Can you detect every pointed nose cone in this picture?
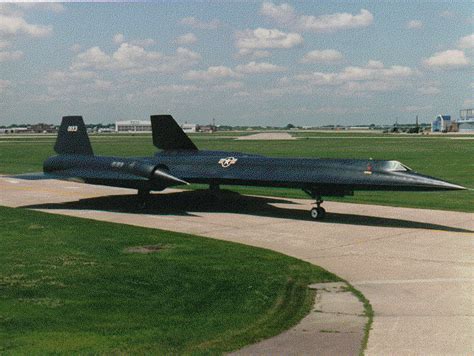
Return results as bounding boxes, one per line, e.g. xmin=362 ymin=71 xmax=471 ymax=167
xmin=425 ymin=179 xmax=466 ymax=190
xmin=408 ymin=174 xmax=466 ymax=191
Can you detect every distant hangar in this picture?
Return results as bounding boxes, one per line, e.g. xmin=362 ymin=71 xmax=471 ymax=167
xmin=115 ymin=120 xmax=198 ymax=133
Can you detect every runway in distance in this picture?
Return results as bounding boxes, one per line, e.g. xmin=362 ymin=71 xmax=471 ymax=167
xmin=25 ymin=115 xmax=466 ymax=220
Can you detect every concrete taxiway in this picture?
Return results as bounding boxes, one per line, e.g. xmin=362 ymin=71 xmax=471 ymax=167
xmin=1 ymin=176 xmax=473 ymax=355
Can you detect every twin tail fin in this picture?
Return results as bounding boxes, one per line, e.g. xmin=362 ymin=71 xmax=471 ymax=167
xmin=54 ymin=116 xmax=93 ymax=155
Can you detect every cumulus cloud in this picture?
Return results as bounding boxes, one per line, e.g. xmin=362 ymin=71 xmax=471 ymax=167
xmin=294 ymin=60 xmax=415 ymax=94
xmin=180 ymin=16 xmax=221 ymax=30
xmin=423 ymin=49 xmax=470 ymax=69
xmin=144 ymin=84 xmax=201 ymax=97
xmin=235 ymin=61 xmax=286 ymax=74
xmin=0 ymin=13 xmax=52 ymax=38
xmin=406 ymin=20 xmax=423 ymax=29
xmin=235 ymin=28 xmax=302 ymax=56
xmin=183 ymin=66 xmax=238 ymax=81
xmin=261 ymin=1 xmax=373 ymax=32
xmin=175 ymin=32 xmax=197 ymax=45
xmin=417 ymin=86 xmax=441 ymax=95
xmin=0 ymin=50 xmax=23 ymax=62
xmin=439 ymin=10 xmax=455 ymax=19
xmin=457 ymin=33 xmax=474 ymax=49
xmin=0 ymin=79 xmax=11 ymax=92
xmin=113 ymin=33 xmax=125 ymax=44
xmin=113 ymin=33 xmax=155 ymax=47
xmin=70 ymin=43 xmax=82 ymax=53
xmin=72 ymin=43 xmax=200 ymax=74
xmin=16 ymin=3 xmax=65 ymax=13
xmin=300 ymin=49 xmax=343 ymax=63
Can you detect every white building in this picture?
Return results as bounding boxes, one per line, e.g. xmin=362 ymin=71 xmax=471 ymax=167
xmin=458 ymin=109 xmax=474 ymax=132
xmin=115 ymin=120 xmax=152 ymax=132
xmin=115 ymin=120 xmax=198 ymax=133
xmin=181 ymin=123 xmax=197 ymax=133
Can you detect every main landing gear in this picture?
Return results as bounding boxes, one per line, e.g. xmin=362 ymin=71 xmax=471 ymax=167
xmin=303 ymin=189 xmax=326 ymax=220
xmin=137 ymin=189 xmax=150 ymax=209
xmin=310 ymin=198 xmax=326 ymax=220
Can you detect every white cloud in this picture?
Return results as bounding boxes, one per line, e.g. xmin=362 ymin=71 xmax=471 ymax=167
xmin=261 ymin=1 xmax=296 ymax=25
xmin=235 ymin=61 xmax=286 ymax=74
xmin=46 ymin=70 xmax=97 ymax=83
xmin=0 ymin=14 xmax=52 ymax=38
xmin=179 ymin=16 xmax=221 ymax=30
xmin=417 ymin=86 xmax=440 ymax=95
xmin=300 ymin=49 xmax=343 ymax=63
xmin=0 ymin=50 xmax=23 ymax=62
xmin=16 ymin=3 xmax=65 ymax=13
xmin=406 ymin=20 xmax=423 ymax=29
xmin=235 ymin=28 xmax=302 ymax=56
xmin=70 ymin=44 xmax=81 ymax=53
xmin=294 ymin=60 xmax=415 ymax=94
xmin=250 ymin=50 xmax=272 ymax=58
xmin=131 ymin=38 xmax=155 ymax=47
xmin=212 ymin=81 xmax=244 ymax=91
xmin=72 ymin=44 xmax=200 ymax=74
xmin=183 ymin=66 xmax=237 ymax=81
xmin=423 ymin=49 xmax=470 ymax=69
xmin=439 ymin=10 xmax=455 ymax=18
xmin=113 ymin=33 xmax=125 ymax=44
xmin=175 ymin=32 xmax=197 ymax=45
xmin=0 ymin=79 xmax=11 ymax=92
xmin=457 ymin=34 xmax=474 ymax=49
xmin=261 ymin=2 xmax=373 ymax=32
xmin=113 ymin=33 xmax=155 ymax=47
xmin=144 ymin=84 xmax=201 ymax=96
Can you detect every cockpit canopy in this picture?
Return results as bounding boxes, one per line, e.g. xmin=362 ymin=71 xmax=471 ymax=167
xmin=385 ymin=160 xmax=412 ymax=172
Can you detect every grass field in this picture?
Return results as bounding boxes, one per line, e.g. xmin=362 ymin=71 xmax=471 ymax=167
xmin=1 ymin=132 xmax=472 ymax=211
xmin=0 ymin=206 xmax=340 ymax=354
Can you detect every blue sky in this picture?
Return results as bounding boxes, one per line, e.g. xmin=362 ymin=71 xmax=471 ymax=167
xmin=0 ymin=1 xmax=472 ymax=126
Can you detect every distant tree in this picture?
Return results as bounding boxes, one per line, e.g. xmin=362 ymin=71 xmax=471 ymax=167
xmin=285 ymin=123 xmax=295 ymax=129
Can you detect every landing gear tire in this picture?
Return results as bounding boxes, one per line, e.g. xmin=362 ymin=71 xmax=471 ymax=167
xmin=310 ymin=207 xmax=326 ymax=220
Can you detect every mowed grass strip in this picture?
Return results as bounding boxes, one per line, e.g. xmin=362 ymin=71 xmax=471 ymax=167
xmin=0 ymin=206 xmax=338 ymax=354
xmin=0 ymin=133 xmax=472 ymax=211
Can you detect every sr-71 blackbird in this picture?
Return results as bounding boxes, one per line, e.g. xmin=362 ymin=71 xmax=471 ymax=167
xmin=32 ymin=115 xmax=465 ymax=219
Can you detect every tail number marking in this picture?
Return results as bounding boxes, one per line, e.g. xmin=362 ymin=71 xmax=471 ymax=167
xmin=218 ymin=157 xmax=238 ymax=168
xmin=67 ymin=126 xmax=78 ymax=132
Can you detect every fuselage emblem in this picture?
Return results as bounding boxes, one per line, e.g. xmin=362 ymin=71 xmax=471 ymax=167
xmin=218 ymin=157 xmax=238 ymax=168
xmin=67 ymin=126 xmax=78 ymax=132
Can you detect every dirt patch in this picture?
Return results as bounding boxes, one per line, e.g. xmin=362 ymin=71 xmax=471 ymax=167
xmin=124 ymin=245 xmax=167 ymax=254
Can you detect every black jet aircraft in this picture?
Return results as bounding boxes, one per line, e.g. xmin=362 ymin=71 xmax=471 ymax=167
xmin=36 ymin=115 xmax=465 ymax=219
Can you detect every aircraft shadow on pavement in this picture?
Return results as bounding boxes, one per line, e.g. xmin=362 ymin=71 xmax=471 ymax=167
xmin=22 ymin=189 xmax=472 ymax=233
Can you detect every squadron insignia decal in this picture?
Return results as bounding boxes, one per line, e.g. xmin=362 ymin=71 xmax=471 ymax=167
xmin=218 ymin=157 xmax=238 ymax=168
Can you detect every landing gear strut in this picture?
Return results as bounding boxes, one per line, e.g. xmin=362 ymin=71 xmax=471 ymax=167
xmin=137 ymin=189 xmax=150 ymax=209
xmin=303 ymin=189 xmax=326 ymax=220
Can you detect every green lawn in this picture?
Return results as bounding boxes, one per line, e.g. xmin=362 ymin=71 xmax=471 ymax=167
xmin=0 ymin=133 xmax=472 ymax=211
xmin=0 ymin=206 xmax=339 ymax=354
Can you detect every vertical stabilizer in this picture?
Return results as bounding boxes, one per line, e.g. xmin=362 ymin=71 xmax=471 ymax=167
xmin=151 ymin=115 xmax=198 ymax=151
xmin=54 ymin=116 xmax=93 ymax=155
